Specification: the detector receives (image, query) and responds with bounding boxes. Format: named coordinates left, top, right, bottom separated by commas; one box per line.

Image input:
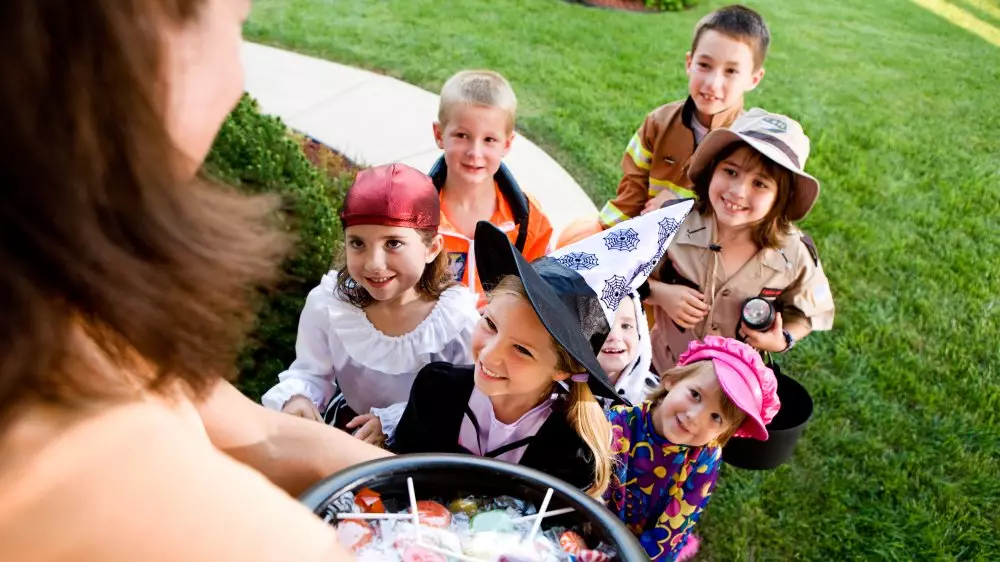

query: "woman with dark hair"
left=0, top=0, right=385, bottom=559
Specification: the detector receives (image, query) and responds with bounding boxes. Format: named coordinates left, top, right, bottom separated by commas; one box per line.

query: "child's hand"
left=281, top=395, right=324, bottom=422
left=346, top=414, right=385, bottom=446
left=740, top=312, right=787, bottom=352
left=641, top=190, right=679, bottom=215
left=649, top=281, right=710, bottom=329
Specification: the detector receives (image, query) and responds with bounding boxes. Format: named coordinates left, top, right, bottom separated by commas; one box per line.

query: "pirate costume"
left=261, top=164, right=480, bottom=440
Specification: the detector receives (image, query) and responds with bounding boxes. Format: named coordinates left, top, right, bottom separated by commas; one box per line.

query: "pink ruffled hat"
left=676, top=336, right=780, bottom=441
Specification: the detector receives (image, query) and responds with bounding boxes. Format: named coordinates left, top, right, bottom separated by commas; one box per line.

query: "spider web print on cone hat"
left=549, top=199, right=695, bottom=327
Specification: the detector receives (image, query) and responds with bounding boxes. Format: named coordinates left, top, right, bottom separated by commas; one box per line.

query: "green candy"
left=448, top=497, right=479, bottom=517
left=471, top=510, right=514, bottom=533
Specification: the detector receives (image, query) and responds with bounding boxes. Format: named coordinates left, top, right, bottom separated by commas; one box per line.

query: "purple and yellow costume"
left=604, top=402, right=722, bottom=561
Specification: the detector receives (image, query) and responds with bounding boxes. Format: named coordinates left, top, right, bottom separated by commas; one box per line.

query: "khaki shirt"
left=650, top=212, right=835, bottom=373
left=598, top=98, right=742, bottom=227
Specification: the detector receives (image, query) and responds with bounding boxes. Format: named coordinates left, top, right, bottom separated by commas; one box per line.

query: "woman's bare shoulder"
left=0, top=399, right=351, bottom=562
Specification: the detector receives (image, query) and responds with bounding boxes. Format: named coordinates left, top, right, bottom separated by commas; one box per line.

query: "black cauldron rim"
left=299, top=453, right=647, bottom=561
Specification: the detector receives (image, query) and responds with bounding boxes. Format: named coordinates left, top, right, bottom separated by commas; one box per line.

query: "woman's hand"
left=346, top=414, right=385, bottom=447
left=281, top=395, right=323, bottom=422
left=740, top=312, right=787, bottom=352
left=647, top=280, right=710, bottom=329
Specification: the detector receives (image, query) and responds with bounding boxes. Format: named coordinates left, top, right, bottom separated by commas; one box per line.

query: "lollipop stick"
left=415, top=541, right=489, bottom=562
left=510, top=506, right=576, bottom=523
left=526, top=487, right=553, bottom=543
left=407, top=477, right=421, bottom=539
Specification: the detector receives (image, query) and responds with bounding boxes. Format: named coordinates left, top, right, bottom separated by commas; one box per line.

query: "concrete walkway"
left=241, top=42, right=596, bottom=235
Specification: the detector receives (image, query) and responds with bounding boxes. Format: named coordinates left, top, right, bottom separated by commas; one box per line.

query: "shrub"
left=202, top=94, right=349, bottom=400
left=645, top=0, right=699, bottom=12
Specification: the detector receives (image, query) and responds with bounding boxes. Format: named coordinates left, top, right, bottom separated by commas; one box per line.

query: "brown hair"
left=0, top=1, right=288, bottom=431
left=334, top=229, right=455, bottom=308
left=491, top=276, right=613, bottom=499
left=692, top=141, right=795, bottom=249
left=647, top=361, right=747, bottom=445
left=691, top=5, right=771, bottom=70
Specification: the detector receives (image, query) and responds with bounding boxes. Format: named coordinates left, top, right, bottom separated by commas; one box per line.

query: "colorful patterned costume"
left=604, top=402, right=722, bottom=561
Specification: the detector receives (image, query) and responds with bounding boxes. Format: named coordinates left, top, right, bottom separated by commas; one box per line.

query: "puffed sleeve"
left=779, top=235, right=835, bottom=332
left=261, top=279, right=338, bottom=411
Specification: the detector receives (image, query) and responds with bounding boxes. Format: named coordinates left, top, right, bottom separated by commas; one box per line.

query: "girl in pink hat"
left=605, top=335, right=780, bottom=561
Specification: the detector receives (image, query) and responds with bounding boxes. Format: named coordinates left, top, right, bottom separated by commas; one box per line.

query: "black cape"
left=391, top=362, right=595, bottom=490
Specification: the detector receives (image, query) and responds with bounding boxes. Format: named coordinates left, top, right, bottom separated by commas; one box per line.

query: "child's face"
left=433, top=105, right=514, bottom=186
left=472, top=293, right=569, bottom=403
left=685, top=30, right=764, bottom=120
left=598, top=304, right=640, bottom=383
left=708, top=145, right=779, bottom=231
left=652, top=367, right=735, bottom=446
left=344, top=225, right=442, bottom=302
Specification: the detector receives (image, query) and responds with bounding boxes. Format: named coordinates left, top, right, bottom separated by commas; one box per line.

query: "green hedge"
left=202, top=94, right=349, bottom=400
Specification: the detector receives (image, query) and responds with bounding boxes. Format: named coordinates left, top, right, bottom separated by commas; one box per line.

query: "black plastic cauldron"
left=722, top=371, right=813, bottom=470
left=300, top=454, right=647, bottom=561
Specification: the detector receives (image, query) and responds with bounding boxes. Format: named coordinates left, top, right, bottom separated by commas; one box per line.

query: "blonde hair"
left=491, top=276, right=613, bottom=499
left=647, top=360, right=747, bottom=446
left=438, top=70, right=517, bottom=134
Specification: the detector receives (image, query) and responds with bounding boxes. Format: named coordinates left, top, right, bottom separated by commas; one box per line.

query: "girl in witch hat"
left=392, top=202, right=693, bottom=497
left=605, top=336, right=780, bottom=561
left=262, top=164, right=480, bottom=446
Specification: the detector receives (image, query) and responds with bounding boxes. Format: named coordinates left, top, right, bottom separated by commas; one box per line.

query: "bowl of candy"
left=300, top=454, right=646, bottom=561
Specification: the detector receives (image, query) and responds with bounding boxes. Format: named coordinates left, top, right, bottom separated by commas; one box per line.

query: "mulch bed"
left=566, top=0, right=660, bottom=13
left=298, top=135, right=362, bottom=180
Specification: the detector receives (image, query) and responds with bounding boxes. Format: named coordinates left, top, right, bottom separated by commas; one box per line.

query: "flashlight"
left=741, top=297, right=776, bottom=332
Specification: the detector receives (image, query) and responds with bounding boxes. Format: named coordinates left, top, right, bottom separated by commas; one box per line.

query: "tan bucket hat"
left=687, top=108, right=820, bottom=221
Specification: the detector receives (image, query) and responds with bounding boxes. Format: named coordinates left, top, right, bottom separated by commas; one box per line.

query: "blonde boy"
left=428, top=70, right=553, bottom=309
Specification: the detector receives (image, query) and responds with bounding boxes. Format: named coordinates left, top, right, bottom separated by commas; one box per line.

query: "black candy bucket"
left=300, top=454, right=647, bottom=560
left=722, top=369, right=813, bottom=470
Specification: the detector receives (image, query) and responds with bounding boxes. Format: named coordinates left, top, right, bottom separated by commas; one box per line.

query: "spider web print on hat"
left=550, top=200, right=695, bottom=325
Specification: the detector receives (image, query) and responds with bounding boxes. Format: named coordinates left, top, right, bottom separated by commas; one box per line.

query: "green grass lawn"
left=244, top=0, right=1000, bottom=558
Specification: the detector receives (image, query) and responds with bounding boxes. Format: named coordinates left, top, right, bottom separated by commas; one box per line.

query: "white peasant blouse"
left=261, top=273, right=480, bottom=438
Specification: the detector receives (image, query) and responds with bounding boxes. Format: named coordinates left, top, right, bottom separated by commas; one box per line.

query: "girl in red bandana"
left=262, top=164, right=480, bottom=446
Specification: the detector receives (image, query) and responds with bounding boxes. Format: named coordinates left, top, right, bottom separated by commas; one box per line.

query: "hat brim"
left=713, top=359, right=769, bottom=441
left=688, top=129, right=820, bottom=222
left=474, top=222, right=623, bottom=403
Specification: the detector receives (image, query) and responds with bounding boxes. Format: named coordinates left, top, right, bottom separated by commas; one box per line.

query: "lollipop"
left=336, top=520, right=373, bottom=552
left=412, top=500, right=452, bottom=528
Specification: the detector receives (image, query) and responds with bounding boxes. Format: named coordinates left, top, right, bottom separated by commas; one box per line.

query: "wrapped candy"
left=413, top=500, right=452, bottom=528
left=354, top=487, right=386, bottom=514
left=471, top=510, right=515, bottom=533
left=576, top=548, right=611, bottom=562
left=401, top=544, right=446, bottom=562
left=558, top=530, right=586, bottom=555
left=336, top=520, right=374, bottom=552
left=449, top=496, right=479, bottom=517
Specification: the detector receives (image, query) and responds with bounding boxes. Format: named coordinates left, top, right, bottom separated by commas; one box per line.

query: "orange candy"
left=353, top=487, right=385, bottom=514
left=412, top=500, right=452, bottom=528
left=559, top=530, right=586, bottom=555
